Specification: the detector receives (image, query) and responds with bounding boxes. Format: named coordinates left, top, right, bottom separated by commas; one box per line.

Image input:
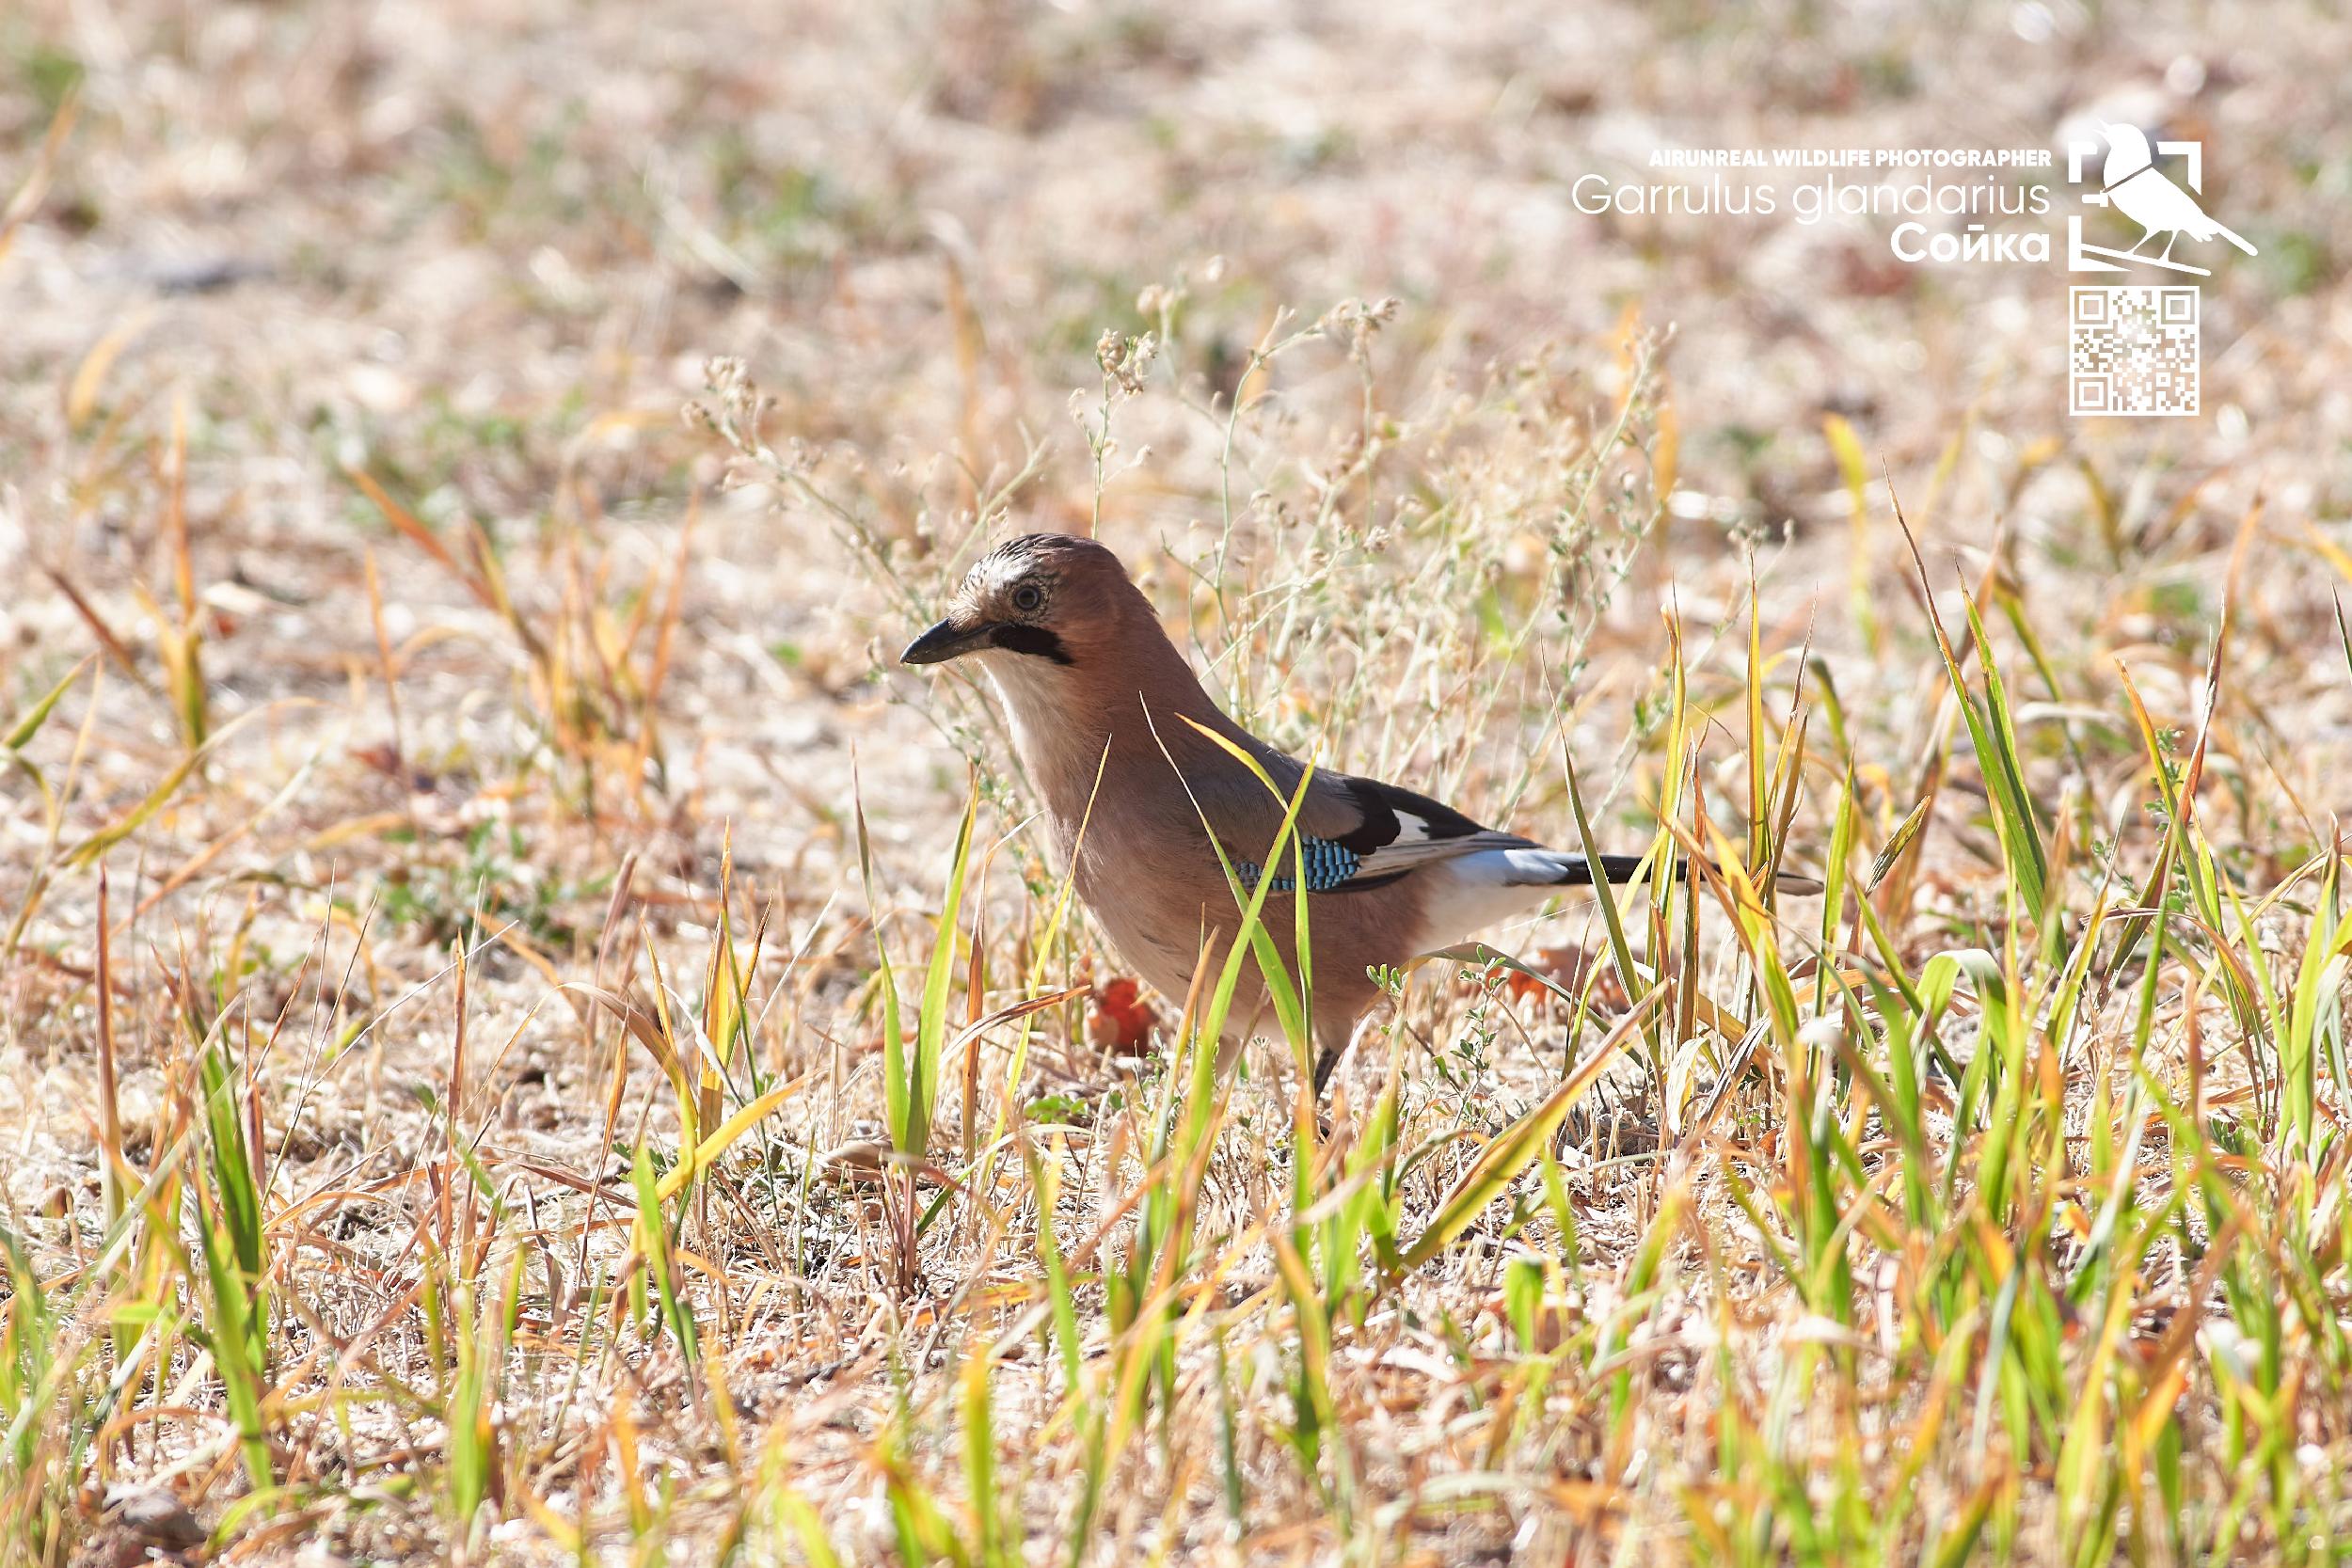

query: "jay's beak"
left=900, top=616, right=994, bottom=667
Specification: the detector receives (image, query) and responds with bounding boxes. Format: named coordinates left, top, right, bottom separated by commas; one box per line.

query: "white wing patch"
left=1351, top=818, right=1529, bottom=879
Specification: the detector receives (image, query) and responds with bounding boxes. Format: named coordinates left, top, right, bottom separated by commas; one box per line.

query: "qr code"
left=2071, top=287, right=2199, bottom=416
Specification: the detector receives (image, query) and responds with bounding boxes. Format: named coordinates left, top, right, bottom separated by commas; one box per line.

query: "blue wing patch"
left=1232, top=836, right=1363, bottom=894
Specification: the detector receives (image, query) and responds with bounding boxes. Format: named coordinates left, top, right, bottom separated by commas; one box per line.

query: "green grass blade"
left=1400, top=992, right=1660, bottom=1270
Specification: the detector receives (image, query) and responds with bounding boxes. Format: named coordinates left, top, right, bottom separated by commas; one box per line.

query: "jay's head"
left=900, top=532, right=1141, bottom=673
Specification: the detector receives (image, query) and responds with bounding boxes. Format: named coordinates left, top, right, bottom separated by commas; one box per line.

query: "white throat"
left=977, top=653, right=1109, bottom=819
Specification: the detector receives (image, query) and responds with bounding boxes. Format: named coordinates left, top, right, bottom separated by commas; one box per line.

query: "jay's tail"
left=1497, top=849, right=1653, bottom=886
left=1315, top=848, right=1821, bottom=1097
left=1494, top=848, right=1824, bottom=895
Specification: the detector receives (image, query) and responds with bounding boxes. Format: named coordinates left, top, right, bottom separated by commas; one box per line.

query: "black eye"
left=1009, top=582, right=1044, bottom=614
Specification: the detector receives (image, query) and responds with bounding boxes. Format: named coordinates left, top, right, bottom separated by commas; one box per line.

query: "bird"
left=901, top=531, right=1678, bottom=1095
left=2097, top=121, right=2256, bottom=263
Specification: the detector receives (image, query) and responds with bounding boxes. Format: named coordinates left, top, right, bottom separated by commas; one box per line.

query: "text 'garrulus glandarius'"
left=902, top=532, right=1654, bottom=1093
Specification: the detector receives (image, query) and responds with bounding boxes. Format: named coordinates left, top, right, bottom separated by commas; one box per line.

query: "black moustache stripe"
left=991, top=624, right=1074, bottom=664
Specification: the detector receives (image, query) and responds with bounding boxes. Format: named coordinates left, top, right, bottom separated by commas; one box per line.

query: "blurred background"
left=5, top=0, right=2348, bottom=966
left=6, top=1, right=2346, bottom=719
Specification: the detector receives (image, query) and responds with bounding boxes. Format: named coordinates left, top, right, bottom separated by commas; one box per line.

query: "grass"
left=9, top=301, right=2350, bottom=1562
left=6, top=5, right=2352, bottom=1563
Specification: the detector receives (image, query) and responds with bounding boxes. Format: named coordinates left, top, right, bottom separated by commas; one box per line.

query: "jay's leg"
left=1310, top=1030, right=1344, bottom=1097
left=1310, top=1007, right=1389, bottom=1097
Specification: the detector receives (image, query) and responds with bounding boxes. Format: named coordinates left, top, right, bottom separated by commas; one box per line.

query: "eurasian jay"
left=901, top=532, right=1652, bottom=1093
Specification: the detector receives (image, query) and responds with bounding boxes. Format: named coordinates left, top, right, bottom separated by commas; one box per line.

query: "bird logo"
left=2072, top=123, right=2256, bottom=277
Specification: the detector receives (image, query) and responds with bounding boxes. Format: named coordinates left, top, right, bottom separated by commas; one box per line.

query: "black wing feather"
left=1330, top=775, right=1492, bottom=858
